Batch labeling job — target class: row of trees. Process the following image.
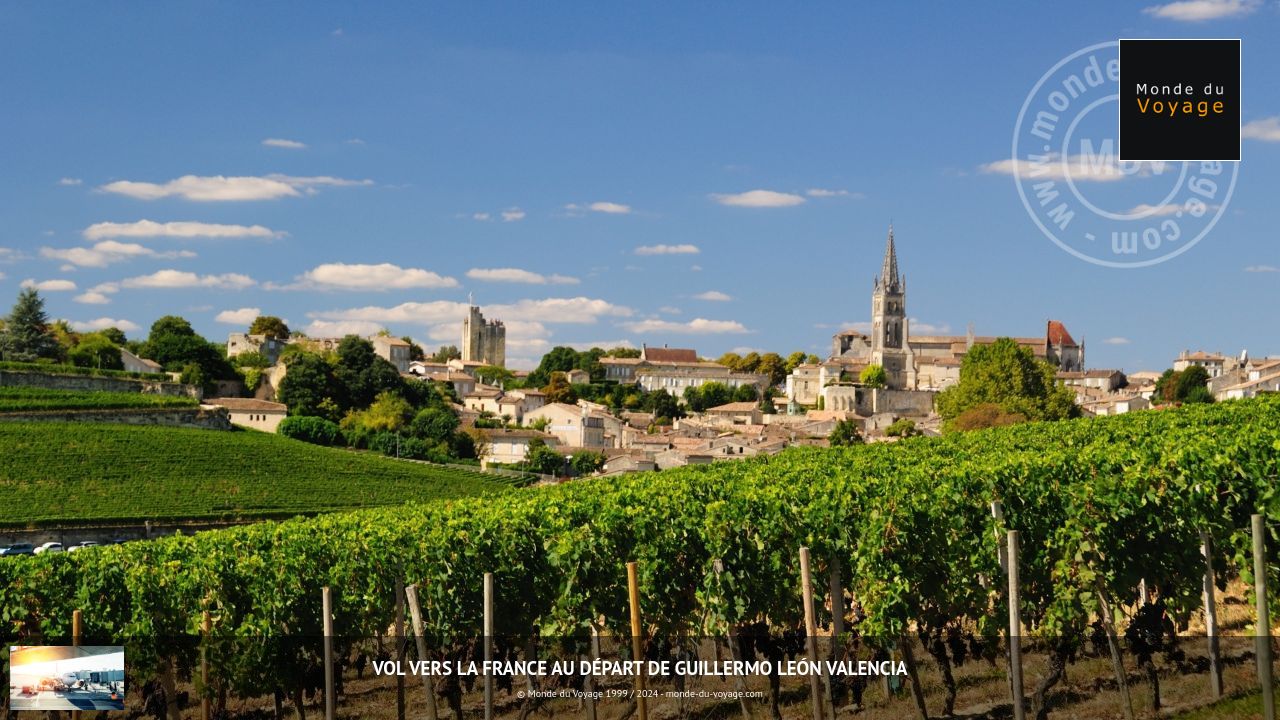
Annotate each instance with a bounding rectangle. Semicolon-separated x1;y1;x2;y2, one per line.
715;350;821;386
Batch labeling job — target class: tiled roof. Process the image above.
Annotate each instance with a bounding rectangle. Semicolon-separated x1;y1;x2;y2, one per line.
208;397;287;412
1046;320;1076;347
641;346;699;363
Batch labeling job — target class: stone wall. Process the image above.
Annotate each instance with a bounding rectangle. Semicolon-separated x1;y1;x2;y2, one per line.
0;369;200;398
869;388;936;416
0;405;231;430
0;518;265;548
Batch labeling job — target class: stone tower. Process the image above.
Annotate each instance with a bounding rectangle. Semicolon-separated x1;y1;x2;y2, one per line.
461;304;506;367
869;225;914;390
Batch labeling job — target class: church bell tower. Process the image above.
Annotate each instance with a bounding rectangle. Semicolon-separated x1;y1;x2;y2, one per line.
869;225;913;389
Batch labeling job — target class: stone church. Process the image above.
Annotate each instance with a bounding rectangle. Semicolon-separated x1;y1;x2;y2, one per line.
793;226;1085;400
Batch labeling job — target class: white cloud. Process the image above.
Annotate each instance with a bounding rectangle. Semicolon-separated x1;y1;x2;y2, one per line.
589;201;632;214
345;138;366;145
20;278;77;292
73;291;111;305
806;188;864;199
466;268;579;285
262;138;307;149
980;154;1171;183
1242;117;1280;142
69;317;140;332
694;290;733;302
122;270;255;290
99;174;372;201
84;219;282;241
1245;265;1279;273
501;207;526;222
566;339;635;351
0;271;5;280
1127;202;1221;217
1103;337;1132;345
472;212;492;221
303;319;386;337
310;297;631;327
1143;0;1259;21
279;263;459;291
41;241;196;268
215;307;263;325
841;318;951;335
711;189;806;208
0;247;25;263
59;177;83;186
620;318;749;335
635;244;700;256
658;306;681;315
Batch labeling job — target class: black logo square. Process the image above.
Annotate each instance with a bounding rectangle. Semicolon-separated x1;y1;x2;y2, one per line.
1119;39;1240;161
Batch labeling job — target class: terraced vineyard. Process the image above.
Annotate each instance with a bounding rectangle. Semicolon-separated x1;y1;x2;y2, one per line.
0;386;198;412
0;422;512;527
5;398;1280;719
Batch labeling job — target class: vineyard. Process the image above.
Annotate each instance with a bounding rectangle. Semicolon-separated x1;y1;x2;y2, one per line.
0;359;169;380
0;423;513;527
3;397;1280;719
0;386;199;412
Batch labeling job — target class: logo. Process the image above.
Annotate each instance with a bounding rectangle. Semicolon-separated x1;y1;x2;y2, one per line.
1011;41;1238;268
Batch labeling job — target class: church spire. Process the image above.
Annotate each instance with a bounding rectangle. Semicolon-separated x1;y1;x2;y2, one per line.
878;224;901;292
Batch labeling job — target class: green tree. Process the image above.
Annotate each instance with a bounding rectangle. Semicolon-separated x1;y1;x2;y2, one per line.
355;391;415;432
684;381;732;412
828;418;864;446
248;315;290;339
142;315;237;388
230;350;270;369
757;352;787;386
99;327;128;346
645;389;685;422
67;332;124;370
524;438;564;475
732;384;759;402
860;364;887;389
949;403;1027;431
528;346;579;387
1175;365;1213;403
410;406;460;443
335;335;404;408
428;345;461;363
0;288;60;362
543;371;578;404
475;365;515;386
935;338;1079;431
570;450;606;476
278;352;344;420
785;351;808;374
401;336;425;362
49;319;78;361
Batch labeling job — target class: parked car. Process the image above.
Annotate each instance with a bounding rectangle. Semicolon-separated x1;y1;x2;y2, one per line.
68;541;99;552
34;542;64;554
0;542;35;556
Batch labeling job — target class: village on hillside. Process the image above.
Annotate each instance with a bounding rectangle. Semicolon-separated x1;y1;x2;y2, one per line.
4;227;1271;482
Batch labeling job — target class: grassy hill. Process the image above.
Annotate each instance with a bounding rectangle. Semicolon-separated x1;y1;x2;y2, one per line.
0;422;513;527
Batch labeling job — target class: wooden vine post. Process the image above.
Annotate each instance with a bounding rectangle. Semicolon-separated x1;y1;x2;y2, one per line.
627;561;649;720
484;572;495;720
1201;531;1222;699
1006;530;1025;720
825;558;841;719
72;609;82;720
1093;581;1135;720
405;583;440;720
798;547;825;720
1254;514;1275;720
323;586;335;720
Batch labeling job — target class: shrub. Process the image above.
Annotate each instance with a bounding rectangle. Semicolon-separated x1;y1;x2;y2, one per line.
278;416;345;447
885;418;920;437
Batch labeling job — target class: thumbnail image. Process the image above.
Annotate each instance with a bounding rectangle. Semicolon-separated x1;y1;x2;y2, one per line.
9;645;126;712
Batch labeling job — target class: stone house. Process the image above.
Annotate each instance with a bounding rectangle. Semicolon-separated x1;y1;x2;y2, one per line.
208;397;288;432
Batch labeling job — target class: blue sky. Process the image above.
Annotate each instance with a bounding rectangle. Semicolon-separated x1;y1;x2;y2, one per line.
0;1;1276;370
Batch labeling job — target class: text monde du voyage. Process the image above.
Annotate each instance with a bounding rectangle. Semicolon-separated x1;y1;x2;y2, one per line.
371;658;908;678
1134;83;1228;118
